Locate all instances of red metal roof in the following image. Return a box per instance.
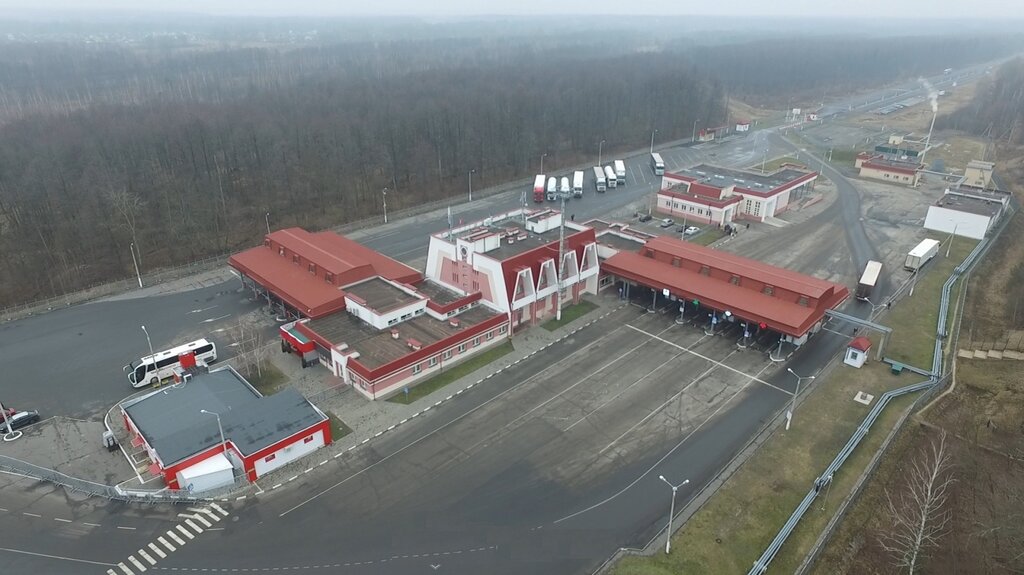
[602,238,849,337]
[688,182,726,199]
[862,161,919,176]
[499,228,597,304]
[848,336,872,352]
[661,189,742,209]
[229,247,348,318]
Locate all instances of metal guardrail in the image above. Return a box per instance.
[747,198,1017,574]
[0,454,242,504]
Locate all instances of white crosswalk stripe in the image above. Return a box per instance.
[179,512,213,528]
[157,535,176,552]
[199,508,222,522]
[127,555,147,572]
[148,542,167,558]
[185,518,204,534]
[138,549,157,565]
[176,524,196,540]
[108,569,120,575]
[167,530,186,545]
[211,503,229,516]
[116,563,134,575]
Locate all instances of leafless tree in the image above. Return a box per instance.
[107,187,145,263]
[879,433,956,574]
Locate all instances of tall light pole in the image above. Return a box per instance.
[382,187,388,224]
[692,119,700,143]
[598,139,606,167]
[265,212,271,235]
[658,475,690,554]
[650,129,658,154]
[945,222,959,257]
[540,153,548,174]
[468,169,476,202]
[785,368,815,430]
[140,325,156,384]
[200,409,227,457]
[129,242,143,288]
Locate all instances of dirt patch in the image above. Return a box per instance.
[729,98,780,124]
[850,80,979,134]
[962,208,1024,342]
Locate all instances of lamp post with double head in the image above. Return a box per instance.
[200,409,227,457]
[785,368,815,430]
[658,475,690,554]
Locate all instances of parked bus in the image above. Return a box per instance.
[572,170,584,197]
[604,165,617,188]
[856,260,883,301]
[533,174,546,203]
[614,160,626,185]
[651,153,665,175]
[592,166,606,192]
[546,177,558,201]
[124,338,218,388]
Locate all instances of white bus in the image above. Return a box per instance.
[572,170,584,197]
[604,165,617,188]
[614,160,626,184]
[651,153,665,175]
[592,166,606,192]
[124,338,218,388]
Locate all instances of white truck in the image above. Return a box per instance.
[604,165,617,188]
[904,238,940,271]
[546,177,558,201]
[572,170,584,198]
[559,176,571,198]
[614,160,626,185]
[592,166,606,192]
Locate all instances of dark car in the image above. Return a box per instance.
[1,410,40,433]
[638,214,653,223]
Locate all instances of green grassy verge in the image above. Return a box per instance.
[885,237,977,369]
[611,360,921,575]
[327,413,352,441]
[692,229,727,246]
[246,362,288,395]
[542,300,598,331]
[386,341,515,404]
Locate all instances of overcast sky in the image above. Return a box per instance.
[0,0,1020,19]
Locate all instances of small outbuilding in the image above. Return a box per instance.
[844,337,872,368]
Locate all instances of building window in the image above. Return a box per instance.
[304,436,315,444]
[671,257,681,268]
[279,247,286,257]
[325,273,334,284]
[308,263,316,275]
[730,275,740,285]
[412,364,421,375]
[763,285,775,296]
[265,454,276,463]
[429,357,438,367]
[388,318,399,326]
[499,325,507,334]
[264,239,271,248]
[798,295,809,307]
[486,331,494,340]
[292,254,300,264]
[699,265,710,276]
[473,337,481,347]
[472,280,479,291]
[458,343,467,353]
[443,350,452,360]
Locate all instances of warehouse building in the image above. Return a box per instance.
[923,188,1009,240]
[855,152,922,186]
[121,366,330,492]
[657,163,817,225]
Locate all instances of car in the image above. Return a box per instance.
[0,410,40,433]
[638,214,653,223]
[683,226,700,236]
[659,218,674,228]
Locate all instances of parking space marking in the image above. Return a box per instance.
[625,324,786,392]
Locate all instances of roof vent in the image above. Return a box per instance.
[391,329,399,339]
[507,237,516,244]
[449,318,461,328]
[406,338,422,351]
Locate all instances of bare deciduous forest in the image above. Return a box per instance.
[939,56,1024,143]
[0,19,1017,307]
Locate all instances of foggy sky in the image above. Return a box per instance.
[0,0,1020,19]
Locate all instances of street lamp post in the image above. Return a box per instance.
[265,212,271,235]
[598,140,606,167]
[540,153,548,174]
[692,119,700,143]
[468,169,476,202]
[650,129,658,154]
[382,187,388,224]
[200,409,227,457]
[140,325,156,385]
[785,368,816,430]
[658,475,690,554]
[129,242,143,288]
[946,222,960,257]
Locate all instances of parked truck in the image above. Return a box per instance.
[592,166,606,192]
[904,239,940,271]
[572,170,584,198]
[559,176,571,199]
[856,260,883,301]
[614,160,626,185]
[546,177,558,201]
[604,165,617,188]
[533,174,546,203]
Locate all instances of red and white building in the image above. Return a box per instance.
[425,208,600,333]
[855,152,922,186]
[121,366,330,492]
[657,163,817,225]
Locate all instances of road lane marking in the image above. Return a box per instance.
[54,517,72,523]
[210,503,228,516]
[0,546,116,567]
[200,314,231,324]
[117,526,136,530]
[167,531,186,546]
[84,522,102,527]
[148,542,167,558]
[117,562,134,575]
[127,555,147,571]
[138,549,157,565]
[22,512,40,517]
[157,536,176,552]
[176,525,196,540]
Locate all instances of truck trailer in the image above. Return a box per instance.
[593,166,606,192]
[604,165,617,188]
[614,160,626,185]
[856,260,883,301]
[533,174,546,203]
[904,239,940,271]
[572,170,584,197]
[546,177,558,201]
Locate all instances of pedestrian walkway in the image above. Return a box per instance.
[106,503,229,575]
